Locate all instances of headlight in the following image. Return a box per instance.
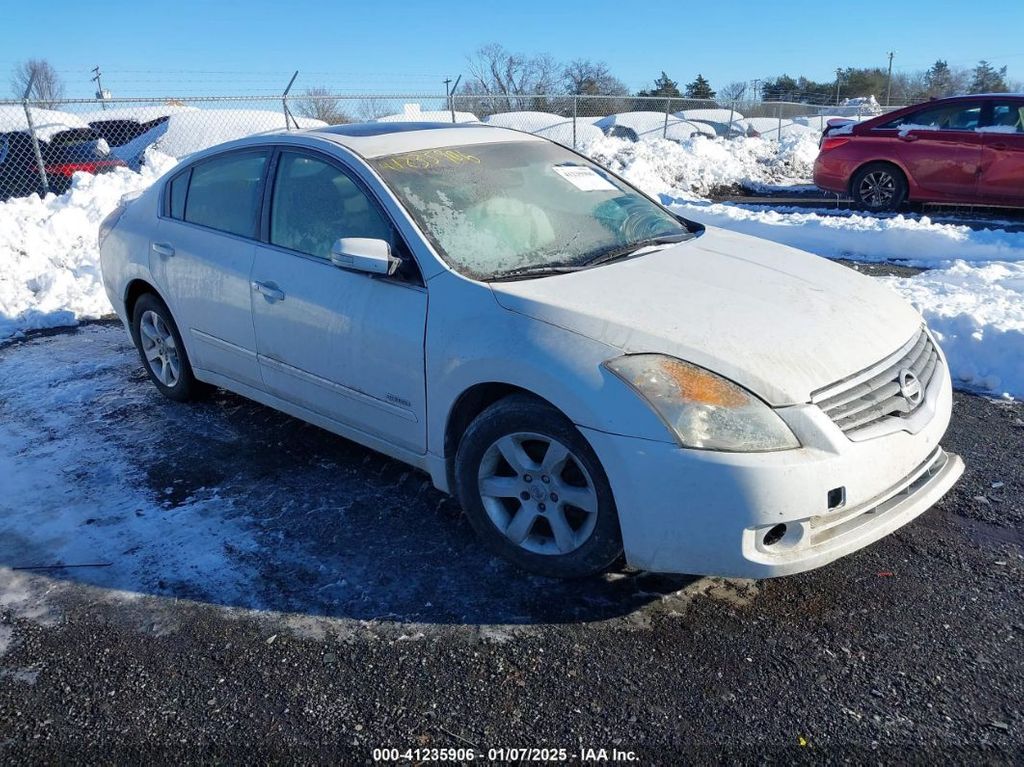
[604,354,800,452]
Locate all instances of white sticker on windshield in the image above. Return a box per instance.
[553,165,617,191]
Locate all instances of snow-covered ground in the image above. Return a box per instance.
[1,129,1022,398]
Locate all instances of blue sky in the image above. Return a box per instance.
[4,0,1023,99]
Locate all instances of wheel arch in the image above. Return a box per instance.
[443,382,567,493]
[123,278,168,322]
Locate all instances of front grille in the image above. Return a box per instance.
[815,328,940,437]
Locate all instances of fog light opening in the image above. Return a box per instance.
[827,486,846,510]
[762,523,787,547]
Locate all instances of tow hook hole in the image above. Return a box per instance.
[763,524,787,547]
[827,486,846,510]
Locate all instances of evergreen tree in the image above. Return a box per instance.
[637,72,682,99]
[924,60,953,96]
[969,60,1008,93]
[685,74,716,99]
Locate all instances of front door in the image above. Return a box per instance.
[250,149,428,453]
[979,100,1024,206]
[150,149,269,389]
[890,100,985,201]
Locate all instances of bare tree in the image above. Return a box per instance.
[356,96,391,121]
[718,81,748,102]
[11,59,65,106]
[295,87,351,125]
[464,43,560,112]
[562,59,628,96]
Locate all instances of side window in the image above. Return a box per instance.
[168,169,190,220]
[987,102,1024,133]
[270,151,419,282]
[881,103,982,131]
[183,150,268,238]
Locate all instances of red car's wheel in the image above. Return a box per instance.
[851,162,908,213]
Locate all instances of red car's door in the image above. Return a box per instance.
[889,101,985,202]
[978,100,1024,206]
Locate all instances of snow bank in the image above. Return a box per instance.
[881,261,1024,398]
[664,201,1024,265]
[585,133,820,197]
[0,149,178,339]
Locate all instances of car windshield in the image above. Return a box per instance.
[370,140,691,280]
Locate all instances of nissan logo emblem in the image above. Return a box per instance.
[899,368,923,406]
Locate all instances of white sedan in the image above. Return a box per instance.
[99,122,963,579]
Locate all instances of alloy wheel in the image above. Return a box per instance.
[858,170,896,209]
[477,432,599,556]
[139,309,181,388]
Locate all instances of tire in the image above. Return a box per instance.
[851,162,907,212]
[454,394,623,578]
[130,293,203,402]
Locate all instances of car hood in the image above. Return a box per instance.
[489,226,923,406]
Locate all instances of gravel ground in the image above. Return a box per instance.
[0,323,1022,764]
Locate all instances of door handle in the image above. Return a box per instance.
[898,134,919,142]
[252,281,285,302]
[151,242,175,257]
[990,142,1009,151]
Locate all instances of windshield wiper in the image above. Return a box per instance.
[582,232,693,269]
[487,264,583,282]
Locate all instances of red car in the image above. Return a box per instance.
[814,94,1024,211]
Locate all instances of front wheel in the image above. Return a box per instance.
[131,293,204,402]
[454,395,623,578]
[851,162,907,212]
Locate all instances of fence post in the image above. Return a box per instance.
[777,102,783,140]
[728,100,735,132]
[281,70,299,131]
[663,97,671,138]
[572,96,578,149]
[21,76,48,196]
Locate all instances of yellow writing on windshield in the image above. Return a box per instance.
[376,148,481,172]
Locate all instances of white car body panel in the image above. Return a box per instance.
[99,124,962,579]
[489,226,923,406]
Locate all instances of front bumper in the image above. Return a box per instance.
[581,360,962,578]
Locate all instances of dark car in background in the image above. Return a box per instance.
[1,127,126,200]
[814,94,1024,211]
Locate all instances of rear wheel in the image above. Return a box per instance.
[131,293,203,402]
[851,162,907,212]
[454,395,623,578]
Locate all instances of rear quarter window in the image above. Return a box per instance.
[181,150,268,238]
[167,169,190,219]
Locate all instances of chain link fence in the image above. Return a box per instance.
[0,92,904,201]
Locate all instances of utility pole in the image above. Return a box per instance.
[91,66,108,109]
[885,51,896,106]
[835,68,843,105]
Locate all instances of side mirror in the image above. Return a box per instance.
[330,237,400,276]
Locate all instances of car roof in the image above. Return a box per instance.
[913,93,1024,104]
[304,121,545,158]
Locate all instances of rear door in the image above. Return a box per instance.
[249,148,428,453]
[978,99,1024,206]
[151,148,269,389]
[886,100,985,201]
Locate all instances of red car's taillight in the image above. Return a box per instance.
[45,159,126,177]
[820,137,852,153]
